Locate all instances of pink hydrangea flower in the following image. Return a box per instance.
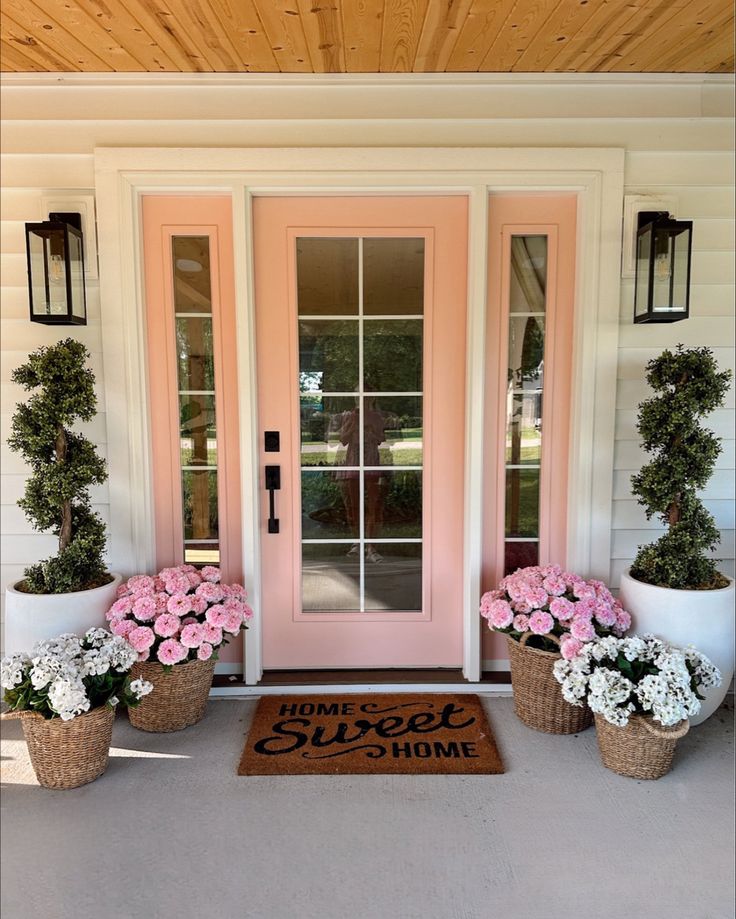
[116,584,130,599]
[187,571,203,588]
[228,584,248,600]
[180,623,205,648]
[570,617,595,642]
[571,580,596,601]
[163,573,191,596]
[513,600,534,615]
[486,599,513,629]
[157,639,188,665]
[524,586,549,609]
[572,600,595,621]
[528,610,554,635]
[594,603,617,628]
[111,618,136,638]
[154,613,181,638]
[107,597,134,620]
[128,625,155,653]
[560,636,584,660]
[201,566,221,583]
[167,593,193,616]
[153,576,166,591]
[549,597,576,621]
[513,614,530,632]
[241,603,254,622]
[201,622,223,646]
[222,609,244,635]
[181,616,197,627]
[132,596,157,622]
[154,592,170,613]
[542,575,567,596]
[127,574,156,594]
[614,608,632,634]
[196,581,224,603]
[197,642,213,661]
[205,603,227,628]
[191,596,208,615]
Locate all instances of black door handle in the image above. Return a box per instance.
[265,465,281,534]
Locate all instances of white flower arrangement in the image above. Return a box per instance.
[1,629,153,722]
[553,633,721,728]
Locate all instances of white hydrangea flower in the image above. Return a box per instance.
[0,652,29,690]
[48,677,90,721]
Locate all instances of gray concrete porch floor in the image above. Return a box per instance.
[1,695,734,919]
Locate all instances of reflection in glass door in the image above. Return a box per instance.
[297,237,425,612]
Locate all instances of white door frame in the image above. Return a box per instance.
[94,146,624,685]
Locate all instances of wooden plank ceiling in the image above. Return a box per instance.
[1,0,734,74]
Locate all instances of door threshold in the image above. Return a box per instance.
[210,669,512,697]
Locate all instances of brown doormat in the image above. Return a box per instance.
[238,694,504,775]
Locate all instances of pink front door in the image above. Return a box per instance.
[254,196,468,669]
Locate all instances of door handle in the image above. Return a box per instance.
[265,465,281,534]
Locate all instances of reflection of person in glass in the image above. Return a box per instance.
[337,395,390,563]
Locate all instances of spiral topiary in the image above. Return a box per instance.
[630,344,732,590]
[7,338,110,594]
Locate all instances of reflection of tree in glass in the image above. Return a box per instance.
[299,321,358,392]
[364,320,423,392]
[183,471,218,540]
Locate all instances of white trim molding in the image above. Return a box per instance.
[94,146,624,685]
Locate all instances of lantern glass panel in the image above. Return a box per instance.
[652,231,674,313]
[30,227,69,318]
[671,228,691,314]
[634,226,651,320]
[68,231,86,319]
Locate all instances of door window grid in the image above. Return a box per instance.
[503,236,547,575]
[298,236,424,612]
[171,235,220,566]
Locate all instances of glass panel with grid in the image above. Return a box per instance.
[298,237,425,612]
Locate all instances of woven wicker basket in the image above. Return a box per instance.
[594,713,690,780]
[128,658,215,733]
[1,705,114,789]
[507,633,593,735]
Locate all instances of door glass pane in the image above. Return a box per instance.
[368,396,423,467]
[363,238,424,315]
[299,320,359,393]
[509,236,547,313]
[182,469,218,541]
[364,543,422,611]
[302,470,357,540]
[180,394,217,467]
[297,238,358,316]
[363,319,423,392]
[371,470,422,539]
[505,392,542,466]
[504,542,539,576]
[300,396,359,467]
[505,468,540,539]
[297,237,425,613]
[176,317,215,391]
[508,316,545,388]
[302,544,361,612]
[172,236,212,313]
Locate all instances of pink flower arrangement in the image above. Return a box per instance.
[106,565,253,667]
[480,565,631,655]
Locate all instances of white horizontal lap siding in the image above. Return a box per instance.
[0,178,108,650]
[614,148,736,589]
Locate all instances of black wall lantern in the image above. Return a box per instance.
[634,211,692,323]
[25,212,87,325]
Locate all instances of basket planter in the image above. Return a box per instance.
[1,705,115,789]
[507,633,593,735]
[594,713,690,780]
[128,658,216,733]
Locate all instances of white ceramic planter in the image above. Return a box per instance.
[619,570,735,726]
[3,573,122,657]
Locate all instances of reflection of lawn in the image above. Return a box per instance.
[181,446,217,465]
[505,445,541,465]
[506,473,540,537]
[301,447,423,466]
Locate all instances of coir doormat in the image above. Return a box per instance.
[238,694,504,775]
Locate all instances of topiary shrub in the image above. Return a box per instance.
[630,344,732,590]
[7,338,110,594]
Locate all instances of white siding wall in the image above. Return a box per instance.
[1,74,734,645]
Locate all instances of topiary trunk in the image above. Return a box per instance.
[7,339,109,594]
[629,345,732,590]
